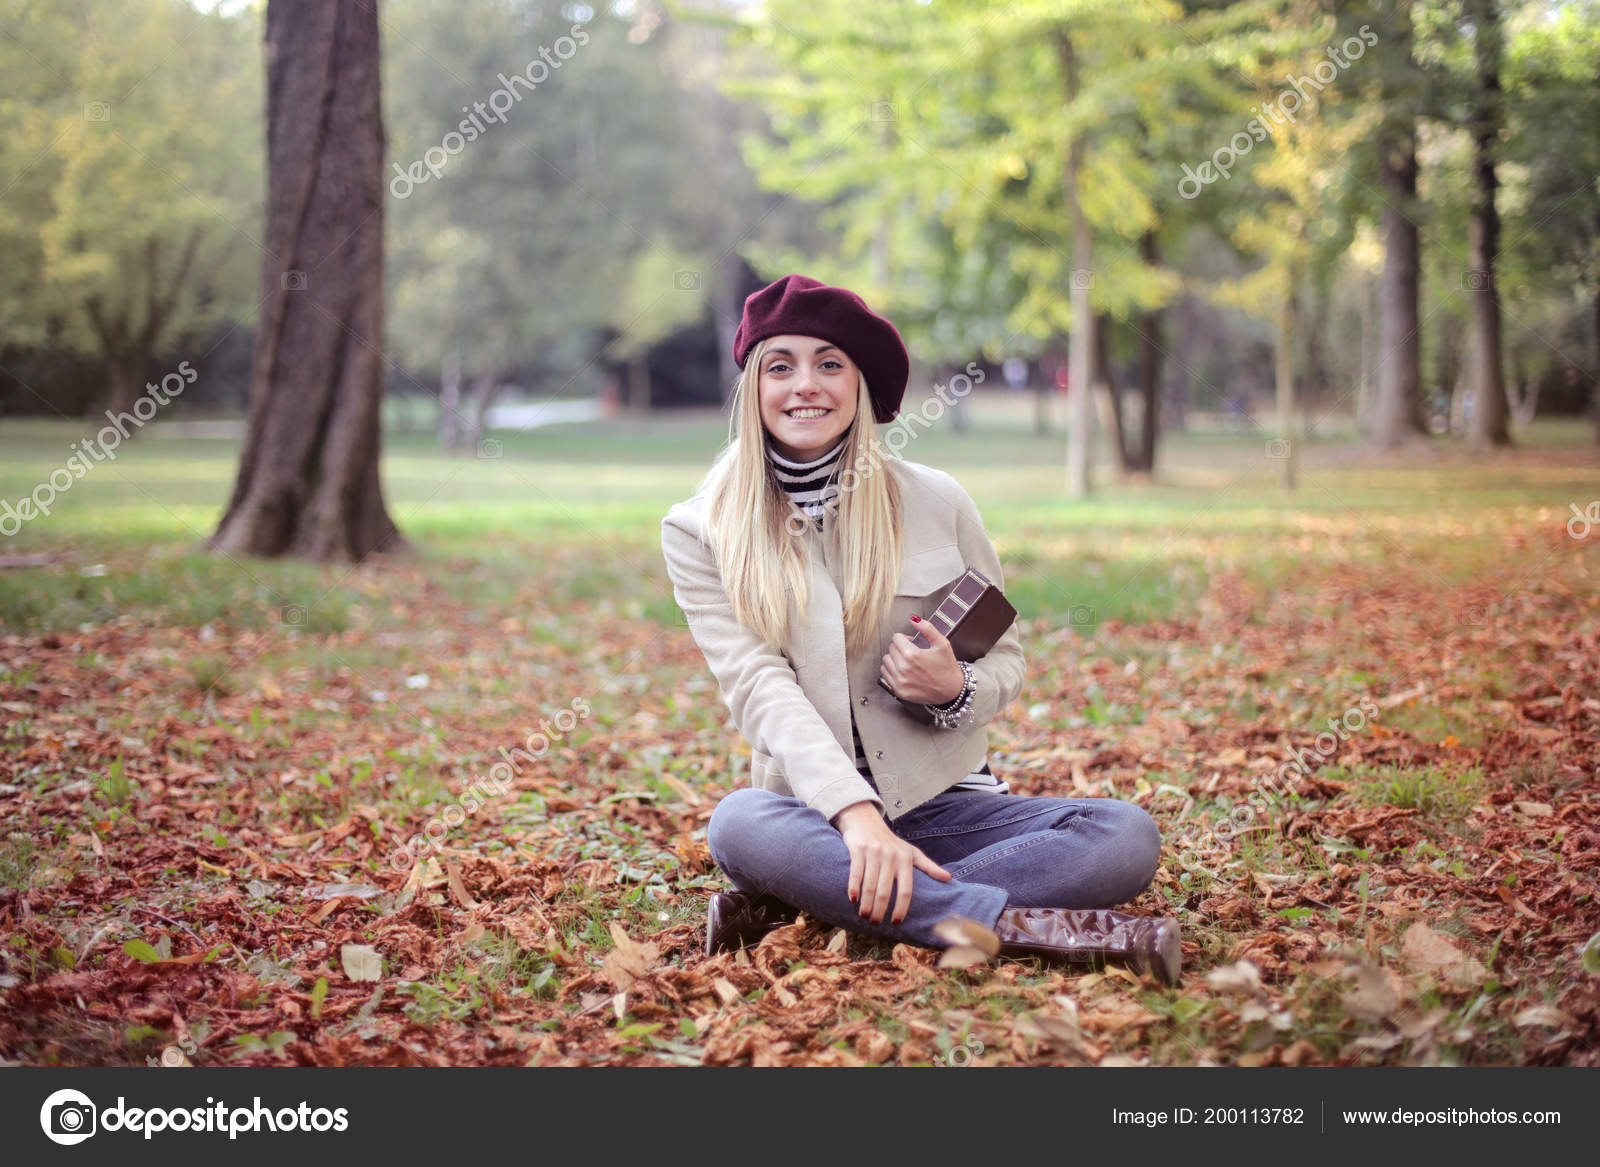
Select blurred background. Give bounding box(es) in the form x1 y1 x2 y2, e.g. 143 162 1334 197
1 0 1594 460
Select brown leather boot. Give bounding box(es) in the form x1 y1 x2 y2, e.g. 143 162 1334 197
705 890 801 956
992 907 1182 985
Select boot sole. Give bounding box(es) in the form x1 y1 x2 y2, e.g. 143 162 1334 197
1151 921 1182 985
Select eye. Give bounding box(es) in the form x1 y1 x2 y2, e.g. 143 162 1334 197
766 361 790 374
822 359 844 370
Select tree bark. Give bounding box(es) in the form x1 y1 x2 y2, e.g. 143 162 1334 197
1058 30 1093 498
1131 229 1162 474
1466 0 1511 448
1371 118 1428 449
438 348 463 451
105 357 143 429
209 0 403 562
463 372 500 452
1092 313 1132 474
627 357 651 415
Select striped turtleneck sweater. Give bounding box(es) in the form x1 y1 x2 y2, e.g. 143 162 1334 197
766 434 1007 796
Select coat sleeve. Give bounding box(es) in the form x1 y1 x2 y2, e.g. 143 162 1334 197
945 476 1027 731
661 505 884 823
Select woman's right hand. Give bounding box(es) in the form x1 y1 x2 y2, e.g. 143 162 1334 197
832 802 951 925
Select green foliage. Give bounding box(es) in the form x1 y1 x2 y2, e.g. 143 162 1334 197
0 0 261 394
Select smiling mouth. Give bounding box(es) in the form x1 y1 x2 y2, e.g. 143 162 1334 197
784 407 831 419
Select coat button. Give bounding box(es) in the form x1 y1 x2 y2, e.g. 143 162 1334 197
859 696 868 705
874 750 884 759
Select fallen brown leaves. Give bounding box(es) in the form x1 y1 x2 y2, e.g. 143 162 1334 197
1 506 1596 1066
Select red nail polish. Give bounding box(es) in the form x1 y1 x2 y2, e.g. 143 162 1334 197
910 615 920 622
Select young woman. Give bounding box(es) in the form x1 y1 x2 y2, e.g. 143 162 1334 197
660 274 1181 983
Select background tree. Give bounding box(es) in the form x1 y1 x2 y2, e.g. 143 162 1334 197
209 0 402 561
1359 0 1433 448
2 0 259 419
1462 0 1511 446
1503 0 1600 443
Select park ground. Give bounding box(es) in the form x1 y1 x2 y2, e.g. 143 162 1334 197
0 406 1597 1066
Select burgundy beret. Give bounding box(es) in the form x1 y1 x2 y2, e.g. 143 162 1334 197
732 274 909 424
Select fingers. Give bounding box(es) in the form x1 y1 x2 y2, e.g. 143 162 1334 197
912 847 953 882
846 842 863 907
868 852 897 924
891 854 915 924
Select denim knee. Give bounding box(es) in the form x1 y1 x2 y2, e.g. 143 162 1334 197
706 786 800 878
1102 800 1162 901
706 786 762 872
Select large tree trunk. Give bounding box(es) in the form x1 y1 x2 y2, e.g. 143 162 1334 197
209 0 403 562
1371 118 1428 449
1467 0 1510 448
1058 30 1093 498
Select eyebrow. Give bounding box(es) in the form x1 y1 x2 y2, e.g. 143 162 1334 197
764 344 839 360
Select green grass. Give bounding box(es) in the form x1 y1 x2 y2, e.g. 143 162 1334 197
2 413 1594 637
1349 763 1489 833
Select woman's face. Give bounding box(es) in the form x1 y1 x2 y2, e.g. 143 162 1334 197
756 334 860 461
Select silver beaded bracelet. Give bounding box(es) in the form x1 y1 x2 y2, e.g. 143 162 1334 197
925 660 976 730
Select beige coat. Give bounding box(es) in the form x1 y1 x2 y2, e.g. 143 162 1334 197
660 455 1026 822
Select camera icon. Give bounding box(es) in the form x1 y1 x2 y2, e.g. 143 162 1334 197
476 437 503 459
282 270 308 291
279 604 307 628
40 1089 97 1145
870 101 894 122
1462 269 1492 291
1069 269 1095 290
84 102 110 122
1265 437 1291 459
1068 604 1097 627
674 270 701 291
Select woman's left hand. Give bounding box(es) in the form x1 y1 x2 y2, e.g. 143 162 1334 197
880 616 965 704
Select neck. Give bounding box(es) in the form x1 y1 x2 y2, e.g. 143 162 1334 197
766 431 849 524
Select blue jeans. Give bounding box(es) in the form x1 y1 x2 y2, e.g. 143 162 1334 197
705 787 1163 948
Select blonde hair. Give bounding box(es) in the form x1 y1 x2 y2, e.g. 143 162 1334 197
695 336 903 661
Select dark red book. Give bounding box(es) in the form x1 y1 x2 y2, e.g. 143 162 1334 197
877 567 1017 723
